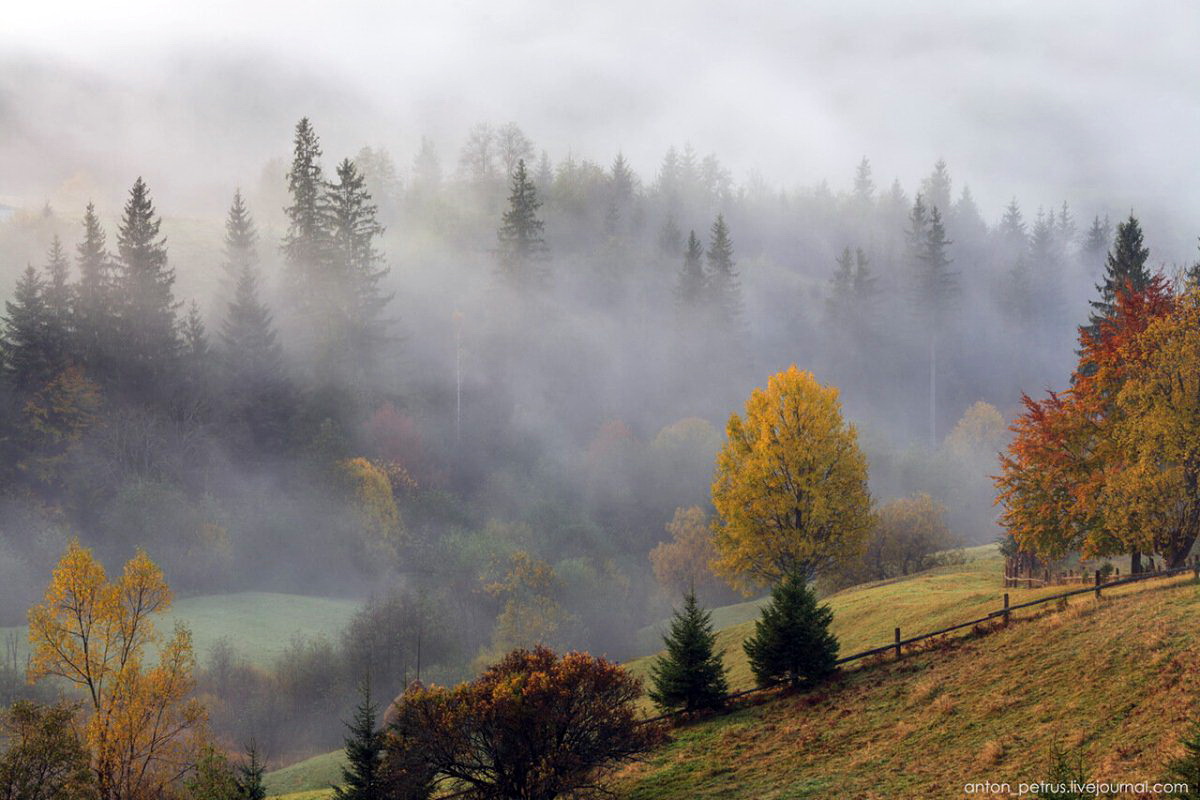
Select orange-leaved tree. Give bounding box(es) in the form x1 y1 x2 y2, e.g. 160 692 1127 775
27 540 204 800
711 366 873 593
996 274 1177 564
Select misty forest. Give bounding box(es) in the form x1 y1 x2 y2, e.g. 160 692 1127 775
4 8 1200 799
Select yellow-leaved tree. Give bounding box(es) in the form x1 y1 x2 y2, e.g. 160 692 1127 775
711 366 874 593
339 457 405 566
1102 290 1200 566
27 540 204 800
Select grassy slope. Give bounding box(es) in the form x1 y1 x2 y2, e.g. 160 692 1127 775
615 572 1200 799
2 591 359 668
264 750 344 797
627 544 1070 696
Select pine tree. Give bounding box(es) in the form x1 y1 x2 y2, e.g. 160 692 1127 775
674 230 706 309
496 159 549 289
742 571 839 689
911 201 956 446
1 266 51 392
113 176 179 396
74 202 115 371
236 740 268 800
282 117 330 313
327 157 392 381
920 158 952 216
1082 214 1112 272
648 592 727 713
705 214 742 330
42 236 73 372
1167 719 1200 798
1087 214 1151 335
333 678 386 800
826 246 856 325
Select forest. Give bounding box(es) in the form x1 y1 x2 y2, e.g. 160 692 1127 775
1 104 1198 789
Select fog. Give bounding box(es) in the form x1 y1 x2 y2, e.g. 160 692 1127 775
1 0 1197 764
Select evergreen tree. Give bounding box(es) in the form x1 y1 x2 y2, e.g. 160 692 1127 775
74 202 115 371
42 236 73 372
1 266 51 392
222 189 258 308
851 157 874 209
911 202 956 446
221 244 291 453
705 214 742 330
236 740 268 800
852 247 876 300
826 246 856 325
648 591 727 713
282 117 330 313
658 212 683 257
327 158 392 381
674 230 705 309
1167 718 1200 798
920 158 952 216
496 159 549 289
113 176 179 397
411 136 443 199
1082 214 1112 273
333 678 386 800
742 571 839 689
1087 214 1151 334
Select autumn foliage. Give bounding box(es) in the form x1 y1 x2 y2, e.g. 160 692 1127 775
711 366 874 592
26 541 204 800
385 646 664 800
996 276 1200 567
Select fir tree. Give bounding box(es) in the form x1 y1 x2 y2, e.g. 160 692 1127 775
705 214 742 330
1 266 51 392
333 678 386 800
658 212 683 257
113 176 179 396
920 158 952 216
282 117 330 313
496 159 549 289
222 189 258 308
1082 214 1112 272
327 157 392 380
42 236 73 372
1087 214 1151 335
674 230 705 308
826 246 856 325
852 157 874 209
648 591 727 713
74 202 115 371
742 571 839 689
237 740 268 800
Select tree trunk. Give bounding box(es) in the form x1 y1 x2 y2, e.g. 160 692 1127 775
1131 549 1141 575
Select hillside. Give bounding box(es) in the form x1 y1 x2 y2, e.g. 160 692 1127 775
616 571 1200 798
2 591 360 668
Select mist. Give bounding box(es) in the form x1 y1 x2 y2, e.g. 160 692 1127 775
2 0 1198 769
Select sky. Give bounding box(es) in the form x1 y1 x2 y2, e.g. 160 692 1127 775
2 0 1198 258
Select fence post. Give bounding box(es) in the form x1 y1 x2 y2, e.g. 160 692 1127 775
1003 593 1010 626
894 627 901 659
1094 569 1101 598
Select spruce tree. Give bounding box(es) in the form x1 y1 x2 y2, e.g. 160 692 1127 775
658 212 683 257
333 678 386 800
74 202 115 371
1082 214 1112 273
674 230 705 309
852 157 874 209
237 740 268 800
648 591 727 713
742 571 839 689
222 189 258 308
1086 214 1151 336
327 157 392 380
911 201 956 446
113 177 179 397
1 266 51 392
496 159 548 289
705 214 742 330
42 236 73 372
826 246 855 325
282 117 330 313
920 159 952 217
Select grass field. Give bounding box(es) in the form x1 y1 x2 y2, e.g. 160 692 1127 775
626 544 1075 696
264 750 344 797
616 572 1200 798
2 591 360 668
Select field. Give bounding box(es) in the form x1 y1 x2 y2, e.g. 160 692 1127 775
616 572 1200 798
2 591 360 668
